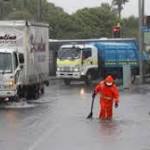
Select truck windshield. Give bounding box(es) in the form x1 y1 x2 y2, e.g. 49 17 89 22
0 53 12 73
58 47 81 59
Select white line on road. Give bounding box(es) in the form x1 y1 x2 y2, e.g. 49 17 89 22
28 124 60 150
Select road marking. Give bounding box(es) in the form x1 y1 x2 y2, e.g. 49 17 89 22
28 124 60 150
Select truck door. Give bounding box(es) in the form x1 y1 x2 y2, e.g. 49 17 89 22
82 48 92 68
13 52 19 83
82 47 98 77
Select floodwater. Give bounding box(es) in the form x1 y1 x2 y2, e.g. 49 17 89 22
0 81 150 150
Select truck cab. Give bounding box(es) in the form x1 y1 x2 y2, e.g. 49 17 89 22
0 47 24 101
56 44 98 85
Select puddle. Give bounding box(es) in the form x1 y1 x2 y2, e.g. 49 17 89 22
0 101 38 109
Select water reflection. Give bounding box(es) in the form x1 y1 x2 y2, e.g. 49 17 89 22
80 88 85 95
4 110 18 128
99 120 122 138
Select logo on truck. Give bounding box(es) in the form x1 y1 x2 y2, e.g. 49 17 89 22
30 34 46 53
0 34 16 43
30 34 46 62
0 34 16 40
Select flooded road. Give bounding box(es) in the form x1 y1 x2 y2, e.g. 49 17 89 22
0 82 150 150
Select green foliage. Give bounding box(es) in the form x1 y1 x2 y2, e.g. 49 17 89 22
121 16 138 38
72 3 117 38
0 0 137 39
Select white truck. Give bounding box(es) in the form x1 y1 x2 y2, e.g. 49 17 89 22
57 44 98 85
0 20 49 101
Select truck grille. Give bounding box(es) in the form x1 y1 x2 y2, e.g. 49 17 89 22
63 66 71 72
59 66 73 72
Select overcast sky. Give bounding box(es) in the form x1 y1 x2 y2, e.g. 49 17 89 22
47 0 150 18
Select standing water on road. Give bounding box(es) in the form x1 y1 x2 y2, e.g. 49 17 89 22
0 83 150 150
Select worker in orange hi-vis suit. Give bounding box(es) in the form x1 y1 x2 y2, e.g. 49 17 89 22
87 75 119 120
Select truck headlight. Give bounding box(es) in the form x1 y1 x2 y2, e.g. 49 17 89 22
57 67 60 71
5 80 15 89
74 65 80 72
6 80 15 86
74 68 79 72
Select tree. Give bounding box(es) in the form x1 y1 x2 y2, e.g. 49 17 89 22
121 16 138 38
0 0 137 39
112 0 129 20
72 3 118 38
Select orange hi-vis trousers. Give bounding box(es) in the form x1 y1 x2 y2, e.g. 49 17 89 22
99 98 113 120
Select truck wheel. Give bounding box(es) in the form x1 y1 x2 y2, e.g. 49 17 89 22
44 81 49 86
34 92 39 100
41 87 45 94
24 88 30 100
85 72 92 85
33 85 40 100
131 74 136 84
17 86 23 98
14 95 20 102
64 79 71 85
9 96 19 102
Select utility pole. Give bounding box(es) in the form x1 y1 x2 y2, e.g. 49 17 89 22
37 0 42 21
138 0 145 83
0 0 10 19
0 0 3 19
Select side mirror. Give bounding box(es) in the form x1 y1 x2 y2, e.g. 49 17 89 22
19 54 24 64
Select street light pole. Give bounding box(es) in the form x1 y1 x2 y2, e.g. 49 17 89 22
37 0 42 21
0 0 9 19
138 0 145 83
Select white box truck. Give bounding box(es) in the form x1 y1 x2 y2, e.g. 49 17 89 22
0 20 49 101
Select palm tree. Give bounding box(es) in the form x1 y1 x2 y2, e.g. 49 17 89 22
112 0 129 20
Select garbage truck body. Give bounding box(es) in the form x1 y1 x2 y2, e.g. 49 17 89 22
56 39 139 84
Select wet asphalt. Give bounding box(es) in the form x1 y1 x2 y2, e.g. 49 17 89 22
0 81 150 150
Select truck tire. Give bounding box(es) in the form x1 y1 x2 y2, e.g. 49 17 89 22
64 79 71 85
17 86 23 98
24 88 30 100
9 95 19 102
41 86 45 95
85 71 92 85
14 95 20 102
44 81 49 86
33 84 40 100
25 85 39 100
131 74 136 84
